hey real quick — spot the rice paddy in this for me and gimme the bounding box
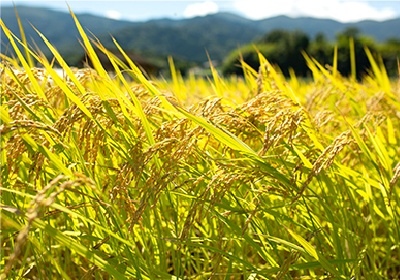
[1,11,400,280]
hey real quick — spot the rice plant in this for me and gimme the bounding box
[1,9,399,280]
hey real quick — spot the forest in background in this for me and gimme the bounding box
[222,27,400,78]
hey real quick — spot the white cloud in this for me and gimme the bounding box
[234,0,397,22]
[105,10,122,20]
[184,1,219,18]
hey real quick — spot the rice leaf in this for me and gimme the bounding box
[349,37,356,81]
[13,4,34,68]
[111,37,177,113]
[258,52,286,92]
[284,226,346,279]
[69,6,108,79]
[31,24,88,97]
[100,45,162,169]
[32,219,127,280]
[332,45,338,77]
[0,19,48,102]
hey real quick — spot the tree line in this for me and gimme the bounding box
[221,27,400,78]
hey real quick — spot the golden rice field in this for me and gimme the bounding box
[1,11,400,280]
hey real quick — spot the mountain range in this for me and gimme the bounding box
[1,6,400,64]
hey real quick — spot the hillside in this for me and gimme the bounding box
[1,6,138,63]
[1,6,400,64]
[96,14,260,62]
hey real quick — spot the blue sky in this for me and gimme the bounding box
[2,1,400,23]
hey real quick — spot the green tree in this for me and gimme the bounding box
[221,27,400,79]
[379,37,400,77]
[222,30,310,76]
[336,27,377,78]
[308,33,334,67]
[221,44,278,75]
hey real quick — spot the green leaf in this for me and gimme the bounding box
[284,226,346,279]
[32,219,127,280]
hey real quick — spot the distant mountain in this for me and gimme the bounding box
[253,16,400,42]
[1,6,138,60]
[1,6,400,64]
[254,16,343,40]
[96,13,260,62]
